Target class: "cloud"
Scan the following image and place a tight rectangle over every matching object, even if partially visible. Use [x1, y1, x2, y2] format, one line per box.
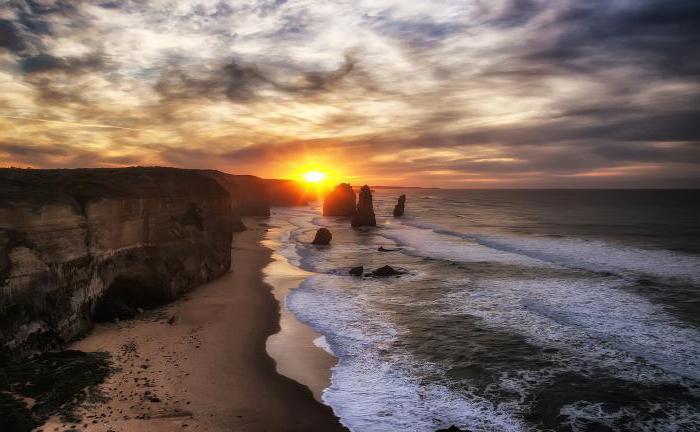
[20, 53, 105, 74]
[155, 53, 357, 102]
[0, 19, 26, 53]
[0, 0, 698, 187]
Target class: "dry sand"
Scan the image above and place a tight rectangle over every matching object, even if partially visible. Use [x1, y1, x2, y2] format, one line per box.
[37, 223, 346, 432]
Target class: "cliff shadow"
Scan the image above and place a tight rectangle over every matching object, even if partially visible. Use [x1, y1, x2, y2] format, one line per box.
[93, 275, 171, 322]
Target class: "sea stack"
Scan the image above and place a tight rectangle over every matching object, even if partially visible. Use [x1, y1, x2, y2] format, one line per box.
[351, 185, 377, 227]
[323, 183, 356, 216]
[393, 194, 406, 217]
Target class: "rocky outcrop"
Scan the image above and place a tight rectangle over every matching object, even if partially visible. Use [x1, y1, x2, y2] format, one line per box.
[312, 228, 332, 245]
[351, 185, 376, 227]
[393, 194, 406, 217]
[0, 167, 232, 356]
[323, 183, 356, 216]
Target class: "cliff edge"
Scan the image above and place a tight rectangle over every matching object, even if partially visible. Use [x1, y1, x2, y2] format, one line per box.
[0, 167, 233, 356]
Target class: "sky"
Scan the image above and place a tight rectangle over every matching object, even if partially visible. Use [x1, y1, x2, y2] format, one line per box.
[0, 0, 699, 188]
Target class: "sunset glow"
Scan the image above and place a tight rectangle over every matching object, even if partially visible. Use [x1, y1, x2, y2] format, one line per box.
[303, 171, 326, 183]
[0, 1, 697, 187]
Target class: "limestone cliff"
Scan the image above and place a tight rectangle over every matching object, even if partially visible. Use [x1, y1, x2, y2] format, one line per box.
[0, 167, 232, 356]
[202, 171, 313, 218]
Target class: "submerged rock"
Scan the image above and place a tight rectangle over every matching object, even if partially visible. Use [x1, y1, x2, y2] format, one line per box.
[372, 265, 404, 277]
[323, 183, 356, 216]
[349, 266, 364, 276]
[436, 427, 469, 432]
[312, 228, 332, 245]
[393, 194, 406, 217]
[351, 185, 376, 227]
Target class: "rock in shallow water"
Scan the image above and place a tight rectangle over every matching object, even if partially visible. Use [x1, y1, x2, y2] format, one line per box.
[372, 265, 404, 277]
[349, 266, 364, 276]
[312, 228, 332, 245]
[378, 246, 401, 252]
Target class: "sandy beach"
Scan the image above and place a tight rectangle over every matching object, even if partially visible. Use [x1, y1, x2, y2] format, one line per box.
[37, 222, 346, 432]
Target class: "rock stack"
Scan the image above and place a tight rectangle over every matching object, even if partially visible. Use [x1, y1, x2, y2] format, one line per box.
[351, 185, 377, 227]
[323, 183, 356, 216]
[393, 194, 406, 217]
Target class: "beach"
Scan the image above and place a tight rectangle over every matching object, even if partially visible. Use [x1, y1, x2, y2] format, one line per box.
[37, 220, 345, 432]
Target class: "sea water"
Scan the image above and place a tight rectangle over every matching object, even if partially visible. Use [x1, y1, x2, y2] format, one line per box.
[270, 189, 700, 432]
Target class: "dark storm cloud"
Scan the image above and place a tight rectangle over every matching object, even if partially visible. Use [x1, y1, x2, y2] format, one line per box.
[491, 0, 543, 28]
[20, 53, 105, 74]
[0, 19, 26, 53]
[522, 0, 700, 76]
[156, 54, 357, 102]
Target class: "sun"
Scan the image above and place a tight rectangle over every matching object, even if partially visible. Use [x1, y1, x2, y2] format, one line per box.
[303, 171, 326, 183]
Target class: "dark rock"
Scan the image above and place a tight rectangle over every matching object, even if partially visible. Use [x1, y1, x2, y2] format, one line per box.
[312, 228, 332, 245]
[0, 351, 111, 431]
[393, 194, 406, 217]
[372, 265, 404, 277]
[378, 246, 401, 252]
[436, 427, 469, 432]
[349, 266, 364, 276]
[231, 219, 247, 232]
[351, 185, 376, 227]
[323, 183, 356, 216]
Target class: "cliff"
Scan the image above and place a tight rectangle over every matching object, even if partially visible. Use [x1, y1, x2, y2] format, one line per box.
[264, 179, 316, 207]
[202, 171, 314, 218]
[0, 167, 233, 356]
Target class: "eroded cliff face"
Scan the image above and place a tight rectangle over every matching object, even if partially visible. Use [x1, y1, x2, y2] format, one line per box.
[0, 168, 232, 356]
[201, 170, 314, 219]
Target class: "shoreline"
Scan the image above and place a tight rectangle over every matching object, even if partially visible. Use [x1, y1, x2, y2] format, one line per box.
[263, 225, 339, 403]
[37, 220, 346, 432]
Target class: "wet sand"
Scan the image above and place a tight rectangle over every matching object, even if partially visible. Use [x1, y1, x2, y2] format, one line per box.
[37, 222, 346, 432]
[263, 229, 338, 403]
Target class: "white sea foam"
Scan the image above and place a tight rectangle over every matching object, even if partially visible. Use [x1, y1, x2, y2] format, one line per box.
[442, 275, 700, 382]
[397, 218, 700, 284]
[380, 222, 559, 269]
[270, 206, 700, 431]
[287, 274, 527, 432]
[313, 336, 334, 355]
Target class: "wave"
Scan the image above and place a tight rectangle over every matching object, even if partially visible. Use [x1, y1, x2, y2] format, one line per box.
[390, 218, 700, 285]
[287, 275, 527, 432]
[270, 206, 700, 431]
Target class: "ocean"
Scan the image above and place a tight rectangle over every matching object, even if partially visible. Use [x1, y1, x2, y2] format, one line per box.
[268, 189, 700, 432]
